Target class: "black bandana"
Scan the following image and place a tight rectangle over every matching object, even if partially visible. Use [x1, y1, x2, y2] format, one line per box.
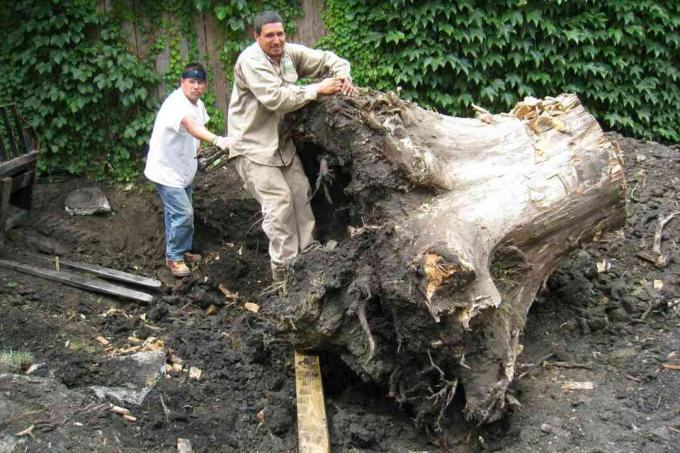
[181, 69, 207, 81]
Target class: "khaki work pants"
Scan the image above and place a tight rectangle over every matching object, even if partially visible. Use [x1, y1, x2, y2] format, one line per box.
[234, 154, 315, 266]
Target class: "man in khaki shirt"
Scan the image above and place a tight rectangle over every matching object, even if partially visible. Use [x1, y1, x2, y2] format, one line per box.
[228, 10, 355, 281]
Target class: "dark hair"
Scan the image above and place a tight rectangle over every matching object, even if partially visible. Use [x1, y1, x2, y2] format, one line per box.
[254, 10, 283, 34]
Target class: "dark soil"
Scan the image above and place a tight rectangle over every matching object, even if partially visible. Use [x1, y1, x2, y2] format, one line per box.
[0, 133, 678, 452]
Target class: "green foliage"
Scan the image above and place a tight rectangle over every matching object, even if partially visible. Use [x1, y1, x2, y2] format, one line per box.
[0, 0, 304, 180]
[321, 0, 680, 143]
[0, 350, 34, 373]
[195, 0, 302, 84]
[0, 0, 159, 181]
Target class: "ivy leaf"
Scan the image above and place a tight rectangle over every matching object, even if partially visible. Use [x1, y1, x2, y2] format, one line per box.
[565, 29, 585, 44]
[456, 93, 474, 106]
[385, 30, 406, 44]
[228, 18, 244, 32]
[637, 109, 651, 123]
[215, 5, 230, 21]
[67, 96, 86, 113]
[36, 61, 52, 74]
[439, 23, 455, 36]
[625, 25, 645, 40]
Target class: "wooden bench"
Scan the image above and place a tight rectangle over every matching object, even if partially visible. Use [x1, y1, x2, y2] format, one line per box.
[0, 103, 39, 245]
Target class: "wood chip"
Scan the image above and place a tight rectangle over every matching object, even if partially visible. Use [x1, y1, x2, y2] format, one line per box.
[110, 404, 130, 415]
[123, 414, 137, 422]
[596, 260, 610, 273]
[218, 284, 239, 301]
[189, 366, 202, 380]
[205, 304, 217, 315]
[15, 424, 34, 437]
[177, 438, 193, 453]
[167, 352, 184, 365]
[662, 364, 680, 370]
[636, 250, 661, 265]
[96, 336, 110, 345]
[116, 345, 142, 354]
[561, 381, 594, 390]
[127, 336, 142, 343]
[653, 280, 664, 290]
[244, 302, 260, 313]
[140, 337, 164, 351]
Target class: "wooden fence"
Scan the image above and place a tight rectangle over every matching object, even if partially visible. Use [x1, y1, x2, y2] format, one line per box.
[111, 0, 327, 129]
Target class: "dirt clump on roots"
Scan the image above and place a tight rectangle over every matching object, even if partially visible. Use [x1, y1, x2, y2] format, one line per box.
[0, 134, 679, 452]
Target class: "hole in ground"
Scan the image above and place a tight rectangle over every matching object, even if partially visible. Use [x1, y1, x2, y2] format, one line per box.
[297, 141, 356, 243]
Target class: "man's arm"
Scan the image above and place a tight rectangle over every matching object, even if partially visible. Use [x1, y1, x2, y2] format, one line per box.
[239, 58, 343, 114]
[290, 44, 355, 96]
[181, 117, 230, 150]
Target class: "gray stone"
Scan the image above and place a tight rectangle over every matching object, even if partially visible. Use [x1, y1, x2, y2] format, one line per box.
[65, 187, 111, 215]
[587, 315, 609, 331]
[609, 279, 628, 300]
[540, 423, 571, 439]
[350, 422, 375, 447]
[608, 307, 630, 323]
[607, 347, 637, 368]
[90, 350, 165, 406]
[0, 434, 22, 452]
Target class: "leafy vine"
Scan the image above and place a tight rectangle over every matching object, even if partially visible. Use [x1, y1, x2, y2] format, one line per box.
[321, 0, 680, 142]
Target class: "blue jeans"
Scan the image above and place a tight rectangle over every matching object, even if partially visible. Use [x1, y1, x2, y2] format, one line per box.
[156, 184, 194, 261]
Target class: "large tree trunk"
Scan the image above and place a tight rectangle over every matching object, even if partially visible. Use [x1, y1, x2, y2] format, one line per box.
[263, 91, 626, 428]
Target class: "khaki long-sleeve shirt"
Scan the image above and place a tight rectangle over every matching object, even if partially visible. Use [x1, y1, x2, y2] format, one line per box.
[227, 42, 351, 166]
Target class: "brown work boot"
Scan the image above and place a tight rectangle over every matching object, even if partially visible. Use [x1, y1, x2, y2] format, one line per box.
[166, 259, 191, 277]
[184, 252, 202, 265]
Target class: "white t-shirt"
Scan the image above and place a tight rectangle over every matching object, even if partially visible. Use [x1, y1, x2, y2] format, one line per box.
[144, 88, 209, 188]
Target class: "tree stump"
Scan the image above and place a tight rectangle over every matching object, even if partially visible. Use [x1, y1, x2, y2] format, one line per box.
[263, 91, 626, 428]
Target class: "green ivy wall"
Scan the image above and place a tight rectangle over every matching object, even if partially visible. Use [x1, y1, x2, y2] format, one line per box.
[0, 0, 677, 181]
[320, 0, 680, 143]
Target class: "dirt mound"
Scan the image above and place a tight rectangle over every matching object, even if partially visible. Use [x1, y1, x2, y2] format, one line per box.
[0, 133, 678, 451]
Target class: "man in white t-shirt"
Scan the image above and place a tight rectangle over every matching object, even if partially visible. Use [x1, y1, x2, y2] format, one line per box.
[145, 63, 230, 277]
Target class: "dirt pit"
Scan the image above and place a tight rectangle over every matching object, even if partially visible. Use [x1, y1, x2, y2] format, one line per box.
[0, 133, 678, 452]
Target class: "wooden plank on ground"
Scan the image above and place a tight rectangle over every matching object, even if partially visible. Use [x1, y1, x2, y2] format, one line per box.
[0, 259, 154, 303]
[51, 257, 162, 289]
[295, 351, 330, 453]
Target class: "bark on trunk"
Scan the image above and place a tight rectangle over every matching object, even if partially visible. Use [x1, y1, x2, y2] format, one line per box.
[264, 91, 626, 428]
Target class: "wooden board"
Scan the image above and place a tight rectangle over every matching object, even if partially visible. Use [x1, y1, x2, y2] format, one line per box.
[5, 206, 27, 230]
[0, 150, 38, 177]
[0, 259, 154, 303]
[0, 177, 12, 244]
[54, 257, 162, 289]
[294, 351, 330, 453]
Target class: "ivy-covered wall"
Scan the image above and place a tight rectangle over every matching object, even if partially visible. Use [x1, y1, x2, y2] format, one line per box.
[1, 0, 677, 181]
[0, 0, 302, 181]
[0, 0, 160, 180]
[319, 0, 680, 143]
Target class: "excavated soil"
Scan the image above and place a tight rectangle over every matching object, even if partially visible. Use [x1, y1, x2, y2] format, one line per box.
[0, 133, 678, 452]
